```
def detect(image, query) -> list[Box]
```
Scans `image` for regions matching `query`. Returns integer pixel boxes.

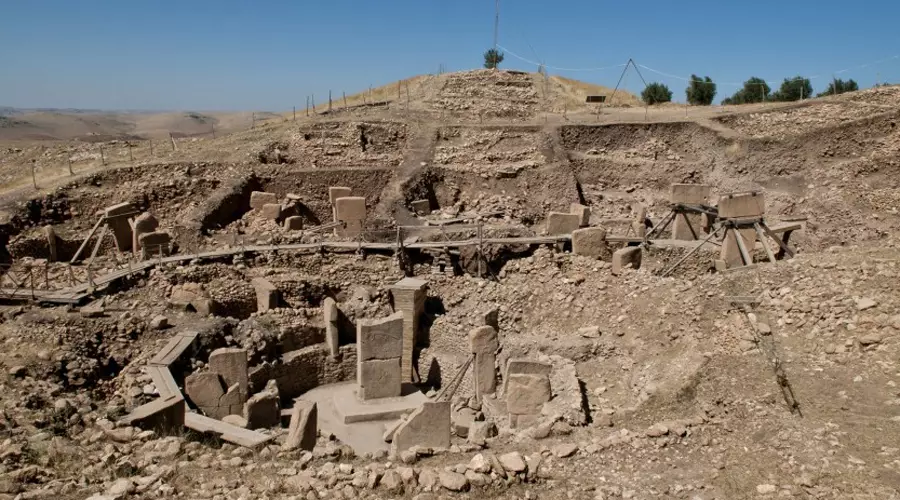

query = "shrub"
[771,76,813,102]
[724,77,771,104]
[642,82,673,105]
[483,49,504,69]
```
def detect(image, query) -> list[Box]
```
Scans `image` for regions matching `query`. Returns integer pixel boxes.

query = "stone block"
[44,225,58,262]
[474,351,497,397]
[410,199,432,216]
[216,383,245,418]
[391,401,451,453]
[328,186,352,204]
[139,231,171,260]
[185,372,225,410]
[357,312,404,361]
[132,212,159,252]
[283,216,304,231]
[721,228,758,268]
[506,359,552,378]
[611,246,642,275]
[671,185,711,240]
[546,212,581,236]
[670,184,711,204]
[571,227,610,259]
[208,348,249,400]
[251,277,279,313]
[717,192,765,219]
[119,395,185,432]
[250,191,278,209]
[358,358,402,400]
[261,203,281,220]
[104,202,136,251]
[570,204,591,227]
[324,297,339,357]
[468,420,498,443]
[243,381,280,430]
[390,278,427,384]
[469,326,499,354]
[506,373,551,415]
[334,196,366,237]
[283,401,317,451]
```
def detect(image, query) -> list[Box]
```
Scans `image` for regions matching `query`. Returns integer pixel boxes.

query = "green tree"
[817,78,859,97]
[641,82,673,105]
[685,75,717,105]
[483,49,504,69]
[771,76,813,101]
[723,77,771,104]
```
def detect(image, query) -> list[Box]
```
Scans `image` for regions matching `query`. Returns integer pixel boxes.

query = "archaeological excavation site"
[1,70,900,499]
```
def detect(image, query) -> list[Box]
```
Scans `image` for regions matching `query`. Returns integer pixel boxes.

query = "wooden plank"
[146,365,181,400]
[184,412,273,448]
[70,216,106,264]
[149,332,199,368]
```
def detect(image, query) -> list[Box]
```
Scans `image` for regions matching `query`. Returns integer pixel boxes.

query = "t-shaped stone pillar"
[718,192,766,268]
[389,277,427,383]
[104,202,136,252]
[670,184,711,240]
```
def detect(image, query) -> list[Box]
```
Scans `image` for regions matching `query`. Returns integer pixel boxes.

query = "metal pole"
[493,0,500,53]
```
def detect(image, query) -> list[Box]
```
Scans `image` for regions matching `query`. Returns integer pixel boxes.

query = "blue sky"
[1,0,898,110]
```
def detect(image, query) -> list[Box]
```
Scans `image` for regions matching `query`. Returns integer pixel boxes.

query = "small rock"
[8,365,27,378]
[552,443,578,458]
[756,484,777,495]
[498,452,527,473]
[856,298,878,311]
[859,333,882,346]
[106,478,135,497]
[438,471,468,492]
[150,315,169,330]
[645,423,668,437]
[468,453,491,473]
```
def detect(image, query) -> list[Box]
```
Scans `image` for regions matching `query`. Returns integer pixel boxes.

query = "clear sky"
[1,0,898,110]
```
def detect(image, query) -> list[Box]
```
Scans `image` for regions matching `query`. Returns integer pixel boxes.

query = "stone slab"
[328,187,352,204]
[208,348,249,400]
[251,277,279,313]
[506,373,551,415]
[119,394,185,432]
[474,351,497,397]
[357,358,402,400]
[410,199,432,216]
[139,231,171,260]
[469,326,499,354]
[104,202,136,252]
[611,246,642,275]
[571,227,610,259]
[323,297,339,357]
[283,401,317,451]
[250,191,278,209]
[284,216,304,230]
[357,312,404,361]
[261,203,281,220]
[391,401,451,454]
[184,412,273,449]
[570,204,591,227]
[546,212,581,236]
[717,192,765,219]
[132,212,159,252]
[670,184,711,204]
[335,196,366,221]
[243,383,280,430]
[333,383,428,424]
[184,372,225,409]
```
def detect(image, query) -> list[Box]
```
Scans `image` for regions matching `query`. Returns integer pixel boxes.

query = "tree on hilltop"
[484,49,504,69]
[685,75,717,105]
[641,82,673,105]
[771,76,813,102]
[817,78,859,97]
[722,77,771,104]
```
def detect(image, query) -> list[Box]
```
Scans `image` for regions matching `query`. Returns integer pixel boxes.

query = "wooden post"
[293,106,296,121]
[169,133,177,151]
[328,90,332,112]
[251,113,255,129]
[397,81,401,99]
[99,145,106,165]
[67,156,73,175]
[31,161,37,189]
[306,96,310,116]
[149,139,154,156]
[312,94,316,113]
[477,223,484,277]
[211,123,216,139]
[128,143,133,162]
[343,91,347,108]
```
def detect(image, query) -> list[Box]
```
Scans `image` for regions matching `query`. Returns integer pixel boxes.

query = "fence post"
[169,133,177,151]
[343,91,347,108]
[149,139,153,156]
[128,143,133,162]
[211,123,216,139]
[100,145,106,165]
[67,156,73,175]
[328,90,332,112]
[293,106,296,121]
[251,113,255,130]
[31,160,37,189]
[306,96,310,117]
